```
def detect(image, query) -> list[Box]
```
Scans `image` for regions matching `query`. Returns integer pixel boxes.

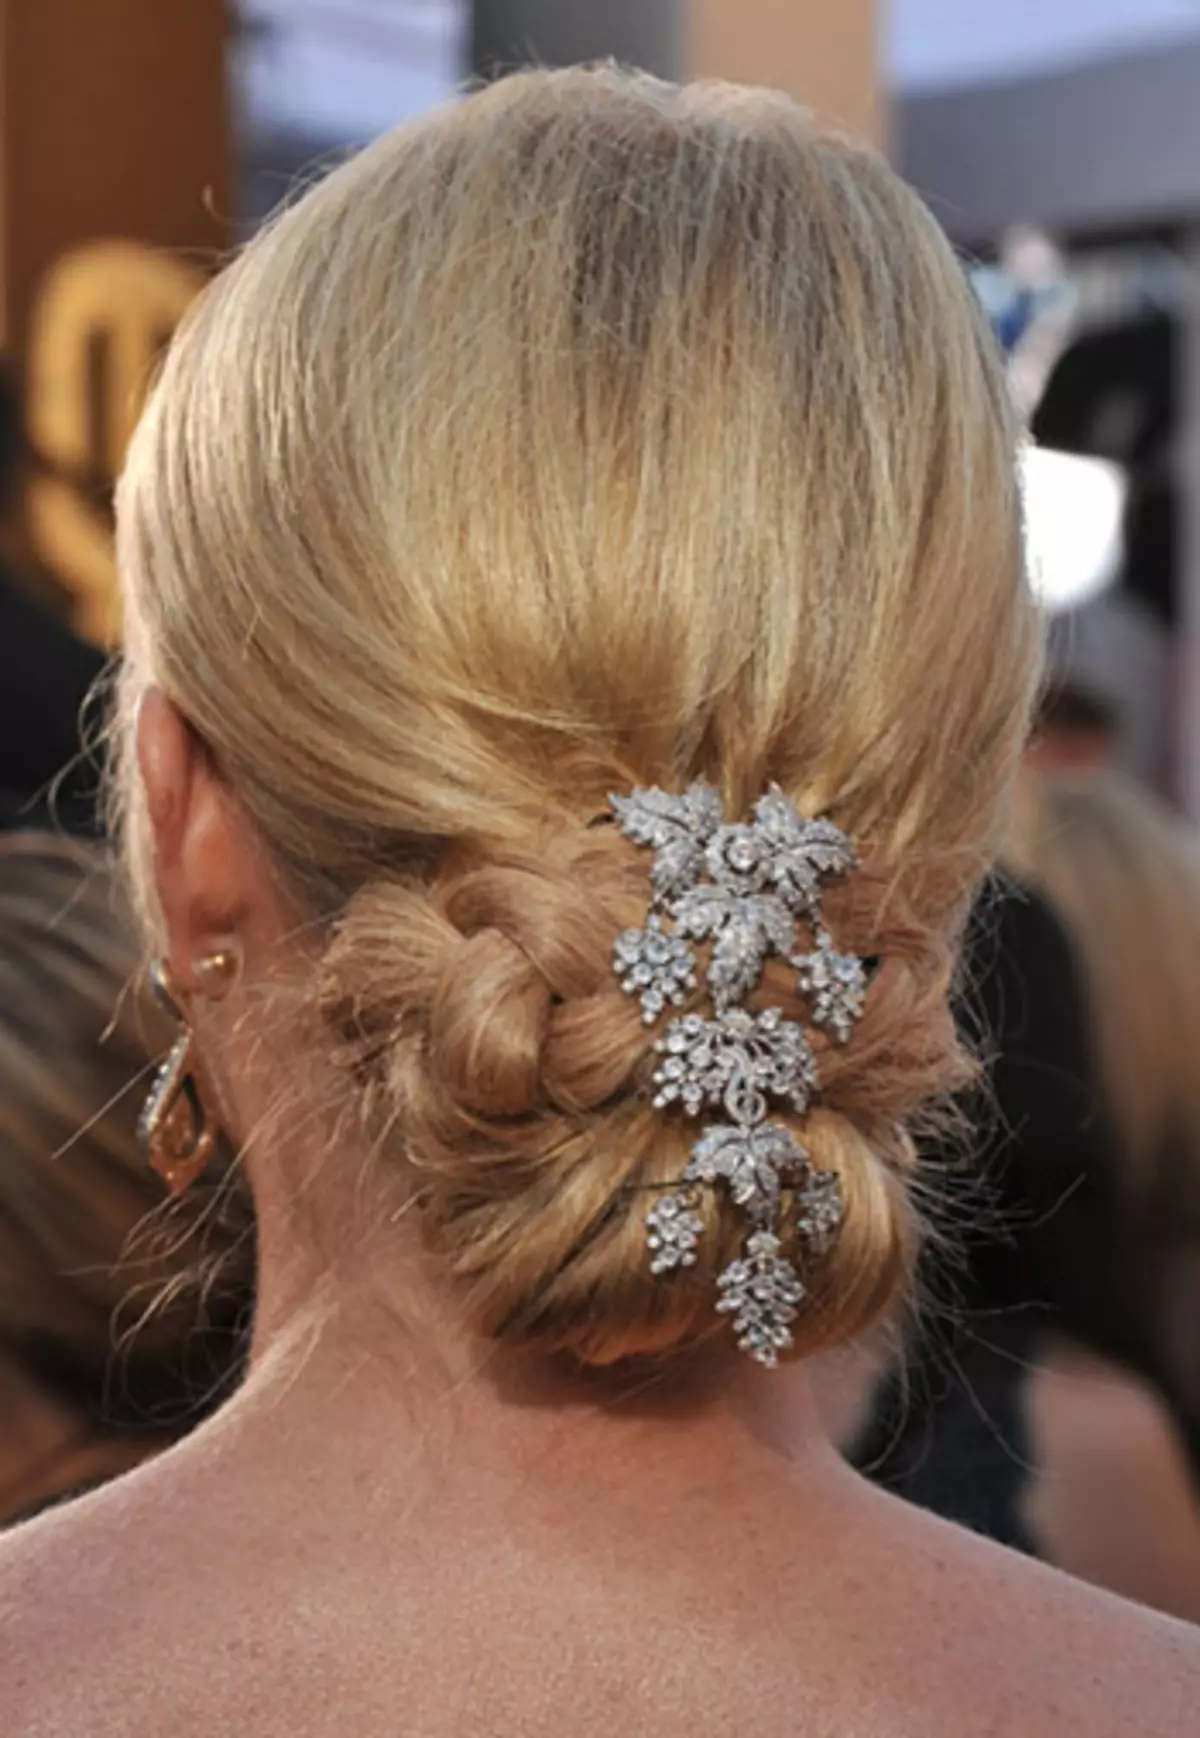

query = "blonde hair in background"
[115,67,1039,1365]
[1025,774,1200,1188]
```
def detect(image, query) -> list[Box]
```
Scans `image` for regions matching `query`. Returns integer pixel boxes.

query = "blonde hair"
[1025,774,1200,1187]
[0,834,251,1418]
[116,68,1038,1364]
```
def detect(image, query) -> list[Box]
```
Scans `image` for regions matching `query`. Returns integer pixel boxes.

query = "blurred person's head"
[1025,773,1200,1191]
[1027,679,1119,775]
[0,833,252,1525]
[1003,774,1200,1602]
[115,67,1037,1376]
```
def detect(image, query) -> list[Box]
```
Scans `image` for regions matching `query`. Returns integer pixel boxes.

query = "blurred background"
[4,0,1200,1615]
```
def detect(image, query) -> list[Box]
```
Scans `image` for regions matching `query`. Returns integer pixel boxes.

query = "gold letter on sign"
[25,239,203,644]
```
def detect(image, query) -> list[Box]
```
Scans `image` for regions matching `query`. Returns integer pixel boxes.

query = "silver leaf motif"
[683,1121,809,1222]
[652,835,706,904]
[610,784,723,903]
[679,782,727,838]
[673,889,796,1012]
[752,793,858,914]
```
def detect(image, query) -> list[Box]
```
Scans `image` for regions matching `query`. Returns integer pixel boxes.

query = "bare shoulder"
[3,1454,1200,1738]
[0,1468,214,1738]
[850,1475,1200,1737]
[1,1495,120,1731]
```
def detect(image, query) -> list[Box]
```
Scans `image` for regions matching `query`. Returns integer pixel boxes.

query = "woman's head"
[116,68,1038,1366]
[0,835,251,1488]
[1025,773,1200,1189]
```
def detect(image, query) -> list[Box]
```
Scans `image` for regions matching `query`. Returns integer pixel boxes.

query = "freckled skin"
[2,1290,1198,1738]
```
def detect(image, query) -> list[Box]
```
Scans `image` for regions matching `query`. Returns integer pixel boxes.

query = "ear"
[136,687,270,985]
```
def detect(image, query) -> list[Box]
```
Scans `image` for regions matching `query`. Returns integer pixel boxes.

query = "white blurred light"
[1020,445,1126,614]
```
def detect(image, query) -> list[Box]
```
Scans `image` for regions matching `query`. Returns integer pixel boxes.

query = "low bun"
[318,823,965,1365]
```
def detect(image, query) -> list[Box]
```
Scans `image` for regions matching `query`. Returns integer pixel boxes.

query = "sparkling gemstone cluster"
[612,782,867,1366]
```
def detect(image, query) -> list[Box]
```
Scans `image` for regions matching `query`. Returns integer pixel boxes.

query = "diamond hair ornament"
[611,782,866,1367]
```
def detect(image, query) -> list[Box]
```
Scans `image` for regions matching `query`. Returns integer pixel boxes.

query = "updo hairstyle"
[117,68,1039,1363]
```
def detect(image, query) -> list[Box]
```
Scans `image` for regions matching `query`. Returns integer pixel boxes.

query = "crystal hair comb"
[611,782,867,1366]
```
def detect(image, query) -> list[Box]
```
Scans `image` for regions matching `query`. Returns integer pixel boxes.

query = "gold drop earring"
[139,948,237,1195]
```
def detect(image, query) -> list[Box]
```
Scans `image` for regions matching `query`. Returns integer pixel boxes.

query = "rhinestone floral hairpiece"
[610,782,867,1367]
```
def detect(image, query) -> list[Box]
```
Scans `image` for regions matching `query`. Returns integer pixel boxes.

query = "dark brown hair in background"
[0,832,252,1519]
